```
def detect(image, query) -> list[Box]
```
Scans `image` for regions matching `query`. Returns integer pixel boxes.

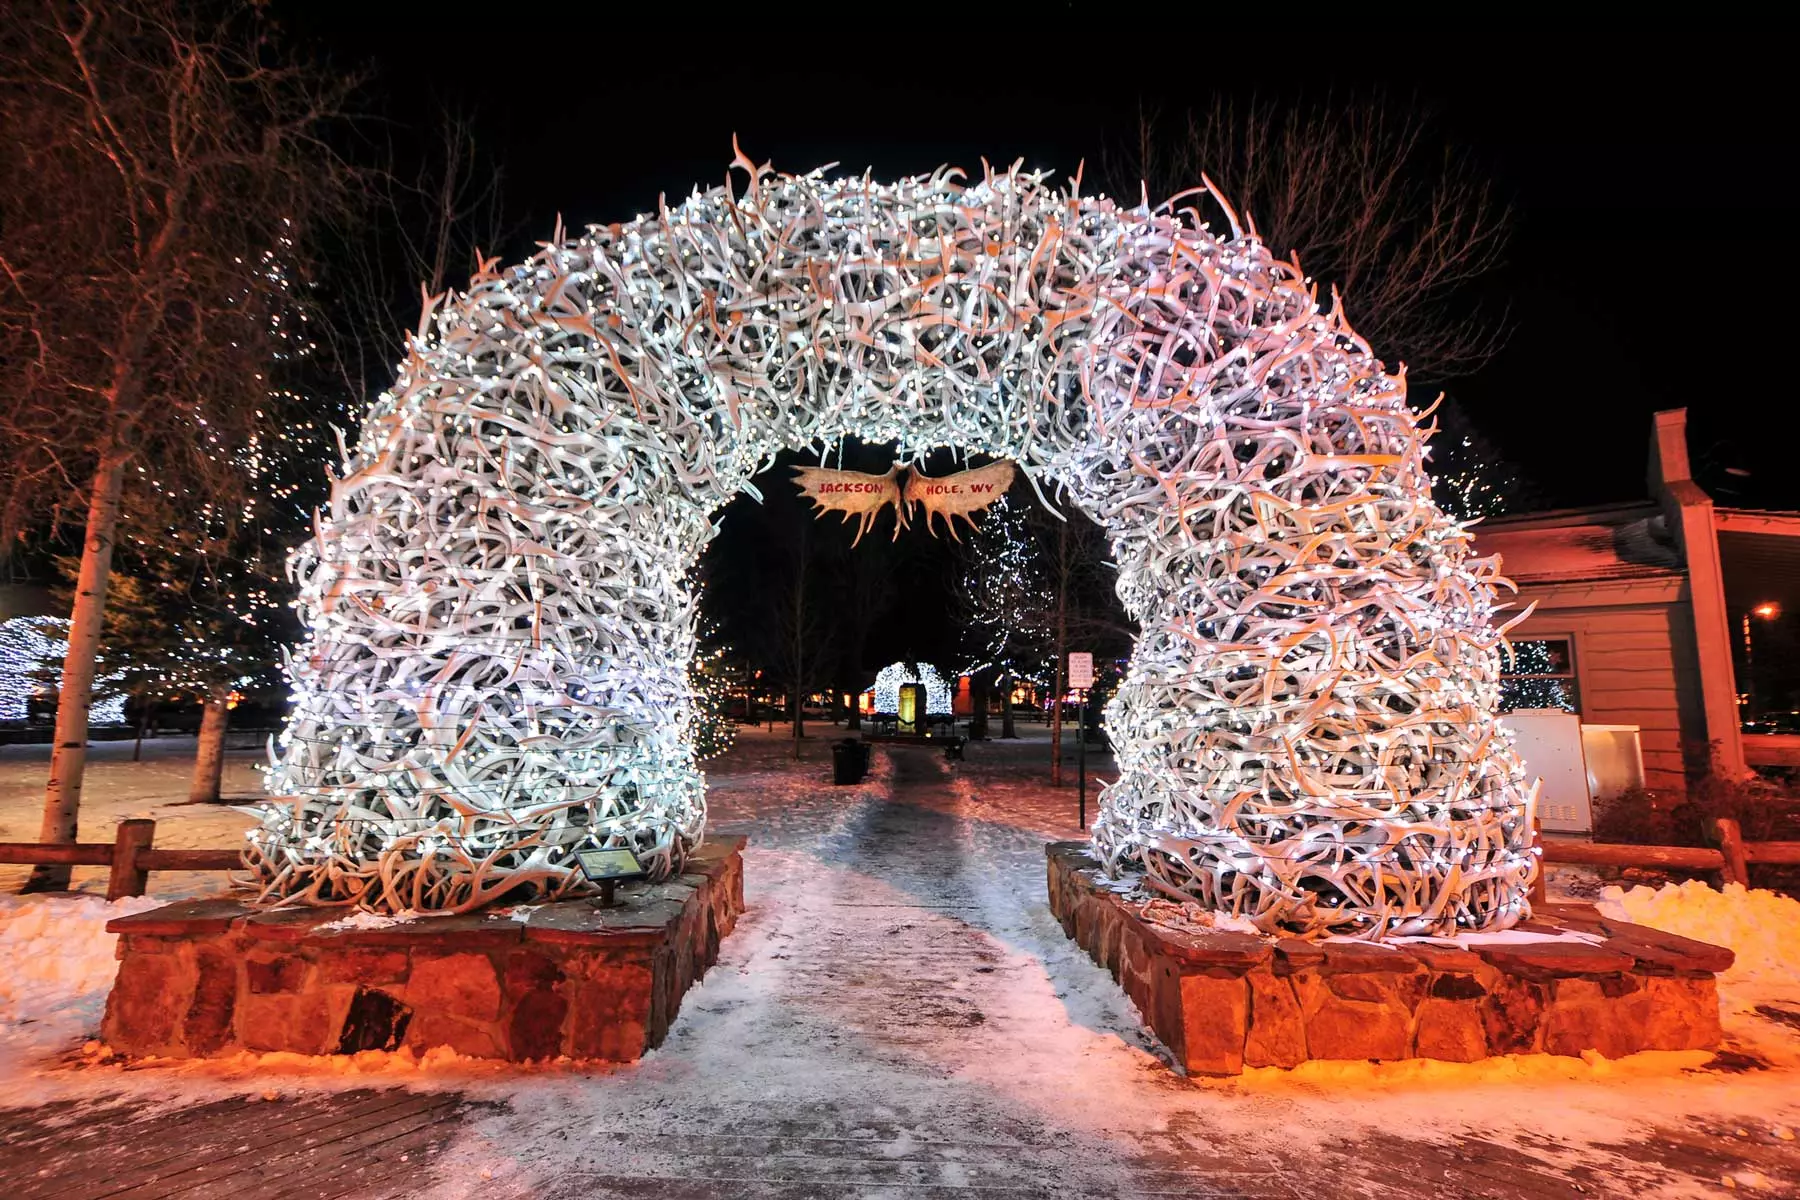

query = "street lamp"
[1742,602,1780,719]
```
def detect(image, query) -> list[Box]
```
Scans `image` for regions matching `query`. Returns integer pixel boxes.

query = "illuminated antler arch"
[250,152,1537,936]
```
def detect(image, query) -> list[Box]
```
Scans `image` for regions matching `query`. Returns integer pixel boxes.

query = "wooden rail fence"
[0,819,241,900]
[2,816,1794,906]
[1532,816,1800,902]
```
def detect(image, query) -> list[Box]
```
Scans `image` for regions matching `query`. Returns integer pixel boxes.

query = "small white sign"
[1068,652,1094,690]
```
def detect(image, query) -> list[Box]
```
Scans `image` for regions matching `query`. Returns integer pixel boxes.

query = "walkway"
[4,735,1799,1198]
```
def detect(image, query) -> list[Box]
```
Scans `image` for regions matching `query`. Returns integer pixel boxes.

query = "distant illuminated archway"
[251,153,1536,935]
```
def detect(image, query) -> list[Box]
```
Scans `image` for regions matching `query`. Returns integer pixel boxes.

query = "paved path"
[5,738,1799,1198]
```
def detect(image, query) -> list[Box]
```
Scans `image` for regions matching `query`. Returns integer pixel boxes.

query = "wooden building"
[1476,408,1800,793]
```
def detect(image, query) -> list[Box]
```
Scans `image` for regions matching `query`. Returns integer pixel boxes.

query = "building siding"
[1509,599,1702,792]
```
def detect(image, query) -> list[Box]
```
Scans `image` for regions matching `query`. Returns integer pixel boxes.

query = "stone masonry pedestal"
[1047,842,1732,1076]
[101,837,745,1062]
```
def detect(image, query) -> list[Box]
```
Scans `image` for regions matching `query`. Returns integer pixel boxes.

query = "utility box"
[1502,709,1593,833]
[1580,723,1646,810]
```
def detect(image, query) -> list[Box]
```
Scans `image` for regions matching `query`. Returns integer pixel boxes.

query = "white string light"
[252,154,1536,934]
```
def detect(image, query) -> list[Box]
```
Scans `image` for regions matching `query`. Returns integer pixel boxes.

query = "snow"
[1,726,1798,1195]
[0,735,262,898]
[0,891,160,1074]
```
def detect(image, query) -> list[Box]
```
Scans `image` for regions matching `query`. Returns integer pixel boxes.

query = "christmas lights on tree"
[0,616,127,726]
[254,152,1536,933]
[958,493,1051,687]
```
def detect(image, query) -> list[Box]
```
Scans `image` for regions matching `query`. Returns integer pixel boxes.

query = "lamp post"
[1742,602,1779,719]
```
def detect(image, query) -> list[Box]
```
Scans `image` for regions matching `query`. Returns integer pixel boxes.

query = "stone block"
[406,1011,502,1059]
[183,946,238,1054]
[237,989,343,1055]
[317,948,410,986]
[1320,942,1418,974]
[1544,976,1644,1059]
[508,986,569,1061]
[405,953,502,1022]
[1295,974,1413,1061]
[1245,970,1306,1068]
[1598,921,1736,975]
[1176,970,1247,1076]
[106,899,248,937]
[1638,976,1722,1050]
[1473,941,1636,982]
[1414,997,1487,1061]
[524,902,675,948]
[1481,974,1547,1055]
[1326,968,1427,1011]
[1272,938,1326,975]
[1151,927,1272,971]
[315,913,522,950]
[102,945,195,1052]
[245,952,308,995]
[1407,944,1486,975]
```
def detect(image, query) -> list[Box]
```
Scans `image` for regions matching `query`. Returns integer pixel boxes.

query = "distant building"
[1475,408,1800,792]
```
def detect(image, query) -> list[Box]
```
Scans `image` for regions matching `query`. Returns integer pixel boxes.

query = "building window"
[1500,637,1579,713]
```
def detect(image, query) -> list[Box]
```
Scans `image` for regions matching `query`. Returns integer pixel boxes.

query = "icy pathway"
[4,731,1800,1197]
[437,746,1269,1198]
[432,742,1800,1199]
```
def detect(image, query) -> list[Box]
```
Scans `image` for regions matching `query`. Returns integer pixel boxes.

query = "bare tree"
[325,107,508,408]
[1036,504,1134,787]
[0,0,356,888]
[1114,94,1511,385]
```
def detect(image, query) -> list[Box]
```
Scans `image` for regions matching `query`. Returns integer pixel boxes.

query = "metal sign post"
[1069,653,1094,828]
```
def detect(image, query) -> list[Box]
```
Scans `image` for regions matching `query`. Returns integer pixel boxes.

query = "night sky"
[273,10,1798,666]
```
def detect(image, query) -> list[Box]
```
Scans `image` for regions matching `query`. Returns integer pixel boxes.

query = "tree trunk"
[1000,672,1017,739]
[189,685,231,803]
[132,698,150,763]
[970,672,989,740]
[23,450,129,892]
[790,683,805,758]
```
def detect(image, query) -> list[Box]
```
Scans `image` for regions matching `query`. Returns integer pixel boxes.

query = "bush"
[1595,774,1799,847]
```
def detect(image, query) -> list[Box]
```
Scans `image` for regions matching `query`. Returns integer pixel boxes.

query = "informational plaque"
[1068,652,1094,690]
[574,847,645,881]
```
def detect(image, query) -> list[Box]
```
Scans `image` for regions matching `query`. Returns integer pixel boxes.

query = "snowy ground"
[3,728,1800,1197]
[0,734,266,897]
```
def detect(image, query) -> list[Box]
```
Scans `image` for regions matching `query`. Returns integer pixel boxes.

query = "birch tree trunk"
[188,684,231,803]
[22,449,129,892]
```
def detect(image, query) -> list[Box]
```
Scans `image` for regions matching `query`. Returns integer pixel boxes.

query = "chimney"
[1648,407,1693,493]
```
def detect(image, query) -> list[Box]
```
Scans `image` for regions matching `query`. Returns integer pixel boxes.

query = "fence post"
[107,819,155,900]
[1715,817,1749,888]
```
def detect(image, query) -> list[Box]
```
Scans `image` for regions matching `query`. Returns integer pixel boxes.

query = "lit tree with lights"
[687,588,739,762]
[0,0,356,887]
[1426,396,1536,521]
[957,492,1051,739]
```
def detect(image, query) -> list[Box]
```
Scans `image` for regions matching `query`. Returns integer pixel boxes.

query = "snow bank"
[1597,879,1800,997]
[0,892,161,1067]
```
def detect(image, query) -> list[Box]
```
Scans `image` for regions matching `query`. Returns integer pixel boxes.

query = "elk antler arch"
[251,153,1537,937]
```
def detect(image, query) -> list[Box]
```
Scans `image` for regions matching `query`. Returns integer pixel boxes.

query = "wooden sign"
[791,461,1015,543]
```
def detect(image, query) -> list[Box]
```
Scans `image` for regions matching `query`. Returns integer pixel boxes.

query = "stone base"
[101,837,746,1063]
[1046,842,1732,1076]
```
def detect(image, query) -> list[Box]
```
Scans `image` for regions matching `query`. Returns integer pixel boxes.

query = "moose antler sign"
[792,461,1016,544]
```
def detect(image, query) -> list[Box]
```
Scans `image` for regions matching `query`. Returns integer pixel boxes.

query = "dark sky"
[281,9,1797,516]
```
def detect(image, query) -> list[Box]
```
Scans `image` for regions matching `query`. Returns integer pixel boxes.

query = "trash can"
[832,738,866,785]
